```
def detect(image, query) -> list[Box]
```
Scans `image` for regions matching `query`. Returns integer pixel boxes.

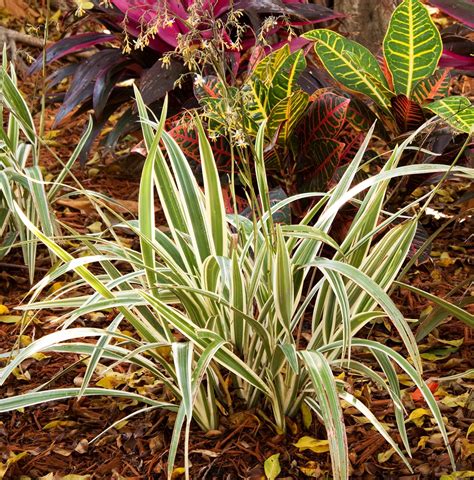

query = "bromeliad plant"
[303,0,474,135]
[1,90,473,478]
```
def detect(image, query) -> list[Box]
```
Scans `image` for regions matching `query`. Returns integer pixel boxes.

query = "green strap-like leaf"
[303,29,391,110]
[383,0,442,98]
[424,96,474,133]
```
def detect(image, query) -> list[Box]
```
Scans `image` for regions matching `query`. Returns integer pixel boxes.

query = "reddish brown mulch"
[1,7,473,478]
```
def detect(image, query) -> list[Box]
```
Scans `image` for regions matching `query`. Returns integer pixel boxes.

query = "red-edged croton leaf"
[412,69,451,104]
[339,130,365,166]
[221,184,249,215]
[27,33,116,75]
[346,97,380,132]
[378,55,394,92]
[297,138,345,192]
[193,75,225,101]
[297,91,349,149]
[390,94,425,133]
[168,122,234,172]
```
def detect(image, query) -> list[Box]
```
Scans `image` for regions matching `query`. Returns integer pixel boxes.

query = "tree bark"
[333,0,401,52]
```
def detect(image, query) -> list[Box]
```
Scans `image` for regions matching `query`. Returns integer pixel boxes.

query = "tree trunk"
[333,0,401,52]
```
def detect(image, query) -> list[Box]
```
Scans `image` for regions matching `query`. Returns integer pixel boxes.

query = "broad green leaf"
[383,0,442,97]
[303,29,391,109]
[424,96,474,133]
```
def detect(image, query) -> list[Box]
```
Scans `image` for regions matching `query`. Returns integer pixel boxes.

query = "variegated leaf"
[267,49,306,110]
[243,77,269,133]
[383,0,442,98]
[412,68,450,104]
[424,96,474,133]
[303,29,392,110]
[268,90,309,144]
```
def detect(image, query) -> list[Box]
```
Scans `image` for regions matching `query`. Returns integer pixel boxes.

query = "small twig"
[0,262,50,273]
[0,26,45,48]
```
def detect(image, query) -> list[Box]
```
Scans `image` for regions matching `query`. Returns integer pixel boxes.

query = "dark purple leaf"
[139,57,186,106]
[46,64,79,88]
[428,0,474,28]
[240,187,290,223]
[439,49,474,71]
[27,33,116,75]
[234,0,343,23]
[408,224,431,264]
[103,108,138,151]
[92,57,133,117]
[55,49,126,125]
[297,66,333,93]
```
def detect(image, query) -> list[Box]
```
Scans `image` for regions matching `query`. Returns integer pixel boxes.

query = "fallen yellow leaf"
[264,453,281,480]
[440,471,474,480]
[0,305,9,315]
[377,448,395,463]
[417,436,429,449]
[440,393,469,408]
[96,372,127,389]
[293,436,329,454]
[0,451,28,479]
[171,467,186,479]
[0,315,22,324]
[408,408,432,427]
[43,420,77,430]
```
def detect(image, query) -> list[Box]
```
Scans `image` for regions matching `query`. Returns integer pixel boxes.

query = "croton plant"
[28,0,342,159]
[165,0,473,203]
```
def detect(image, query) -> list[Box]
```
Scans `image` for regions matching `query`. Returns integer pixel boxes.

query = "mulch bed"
[0,5,473,478]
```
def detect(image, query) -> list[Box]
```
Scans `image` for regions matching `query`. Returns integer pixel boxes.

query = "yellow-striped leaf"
[425,96,474,133]
[412,68,450,104]
[303,29,391,110]
[383,0,442,98]
[267,90,309,144]
[268,49,306,110]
